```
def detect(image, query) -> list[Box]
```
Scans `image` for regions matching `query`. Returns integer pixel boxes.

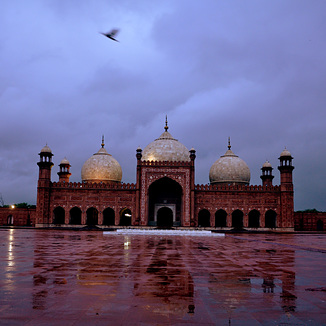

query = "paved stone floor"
[1,229,326,325]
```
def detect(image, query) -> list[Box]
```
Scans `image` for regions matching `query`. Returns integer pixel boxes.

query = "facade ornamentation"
[33,121,297,231]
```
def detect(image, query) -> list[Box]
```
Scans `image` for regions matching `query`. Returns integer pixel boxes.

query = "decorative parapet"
[51,182,136,190]
[194,184,280,192]
[141,160,193,167]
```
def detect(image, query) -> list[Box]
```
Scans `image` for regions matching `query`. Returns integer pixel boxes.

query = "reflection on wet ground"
[1,229,326,325]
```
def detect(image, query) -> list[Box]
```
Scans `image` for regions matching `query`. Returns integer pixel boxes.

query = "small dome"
[40,144,52,153]
[60,157,70,165]
[209,142,250,185]
[280,147,292,157]
[81,143,122,183]
[262,160,272,168]
[142,120,190,162]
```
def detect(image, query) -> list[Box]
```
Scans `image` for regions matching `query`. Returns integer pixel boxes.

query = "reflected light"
[7,228,15,270]
[124,236,131,250]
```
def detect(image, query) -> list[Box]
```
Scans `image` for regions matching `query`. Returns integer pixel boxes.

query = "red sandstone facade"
[33,141,299,232]
[294,211,326,231]
[0,207,35,226]
[0,140,324,231]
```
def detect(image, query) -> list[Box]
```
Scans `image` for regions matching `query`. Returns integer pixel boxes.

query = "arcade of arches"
[52,204,278,229]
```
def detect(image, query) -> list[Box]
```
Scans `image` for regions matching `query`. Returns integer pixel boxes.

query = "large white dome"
[81,143,122,183]
[142,123,190,162]
[209,143,250,185]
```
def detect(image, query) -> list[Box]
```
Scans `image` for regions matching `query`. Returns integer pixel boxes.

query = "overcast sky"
[1,0,325,211]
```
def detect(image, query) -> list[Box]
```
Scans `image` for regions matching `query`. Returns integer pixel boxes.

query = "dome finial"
[164,115,168,132]
[101,135,105,148]
[228,137,231,150]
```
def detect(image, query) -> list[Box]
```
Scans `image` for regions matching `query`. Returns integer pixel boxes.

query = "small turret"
[278,148,294,185]
[58,157,71,182]
[260,160,274,187]
[189,148,196,161]
[136,146,142,161]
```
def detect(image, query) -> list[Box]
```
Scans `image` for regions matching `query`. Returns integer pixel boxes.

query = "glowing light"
[124,236,131,249]
[7,229,15,269]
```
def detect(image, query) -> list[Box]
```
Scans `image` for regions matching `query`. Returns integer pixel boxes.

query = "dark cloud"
[0,0,325,211]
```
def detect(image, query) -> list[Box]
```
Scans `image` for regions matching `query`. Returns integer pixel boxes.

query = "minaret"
[135,146,142,225]
[189,147,196,226]
[260,161,274,187]
[58,157,71,182]
[278,148,295,229]
[37,144,54,181]
[278,148,294,185]
[36,144,54,226]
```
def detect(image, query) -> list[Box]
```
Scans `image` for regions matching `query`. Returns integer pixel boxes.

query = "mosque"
[35,119,295,231]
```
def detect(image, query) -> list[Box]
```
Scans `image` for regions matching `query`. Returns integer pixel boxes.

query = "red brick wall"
[294,211,326,231]
[194,184,283,227]
[38,182,137,225]
[0,207,36,226]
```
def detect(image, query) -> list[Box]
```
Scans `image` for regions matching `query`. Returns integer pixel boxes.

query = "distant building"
[33,119,300,231]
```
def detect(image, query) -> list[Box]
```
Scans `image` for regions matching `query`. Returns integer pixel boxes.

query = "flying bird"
[100,29,119,42]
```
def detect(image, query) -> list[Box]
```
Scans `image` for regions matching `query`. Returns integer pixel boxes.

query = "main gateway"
[36,120,294,230]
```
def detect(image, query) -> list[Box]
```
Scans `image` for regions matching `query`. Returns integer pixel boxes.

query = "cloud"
[0,0,325,211]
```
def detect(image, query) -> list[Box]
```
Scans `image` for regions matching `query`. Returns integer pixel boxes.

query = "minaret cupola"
[58,157,71,182]
[260,160,274,187]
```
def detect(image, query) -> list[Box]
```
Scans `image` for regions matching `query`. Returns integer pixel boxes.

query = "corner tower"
[36,144,54,226]
[278,148,295,229]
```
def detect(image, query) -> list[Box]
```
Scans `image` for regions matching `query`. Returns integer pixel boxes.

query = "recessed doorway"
[155,205,175,228]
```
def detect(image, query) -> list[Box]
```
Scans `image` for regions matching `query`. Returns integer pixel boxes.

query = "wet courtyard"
[1,229,326,325]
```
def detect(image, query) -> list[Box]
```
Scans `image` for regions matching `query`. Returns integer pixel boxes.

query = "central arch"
[148,177,182,227]
[157,207,173,228]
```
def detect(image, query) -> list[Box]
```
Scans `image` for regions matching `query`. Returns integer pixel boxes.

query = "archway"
[148,177,182,226]
[232,210,243,229]
[7,215,13,225]
[317,219,324,231]
[248,210,260,228]
[215,209,227,227]
[265,210,277,228]
[69,207,81,225]
[86,207,98,226]
[198,209,210,227]
[53,206,65,224]
[120,208,132,226]
[103,207,115,226]
[157,207,173,228]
